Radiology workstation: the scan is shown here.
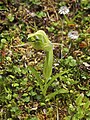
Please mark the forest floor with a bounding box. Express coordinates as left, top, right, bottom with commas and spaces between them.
0, 0, 90, 120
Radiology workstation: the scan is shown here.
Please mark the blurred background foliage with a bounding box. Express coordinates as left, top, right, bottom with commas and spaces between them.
0, 0, 90, 119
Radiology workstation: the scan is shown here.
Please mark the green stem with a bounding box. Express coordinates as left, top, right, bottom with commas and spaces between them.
43, 48, 53, 80
42, 49, 53, 96
64, 15, 70, 23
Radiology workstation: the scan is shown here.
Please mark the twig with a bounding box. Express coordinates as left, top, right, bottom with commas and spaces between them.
57, 106, 59, 120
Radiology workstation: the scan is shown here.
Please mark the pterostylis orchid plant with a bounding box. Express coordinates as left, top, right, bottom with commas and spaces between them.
27, 30, 68, 98
28, 30, 53, 81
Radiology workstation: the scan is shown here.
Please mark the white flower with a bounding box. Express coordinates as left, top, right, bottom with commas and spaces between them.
68, 31, 79, 40
59, 6, 69, 15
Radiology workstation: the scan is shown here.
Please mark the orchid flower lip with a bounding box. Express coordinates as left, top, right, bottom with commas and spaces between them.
59, 6, 69, 15
68, 30, 79, 40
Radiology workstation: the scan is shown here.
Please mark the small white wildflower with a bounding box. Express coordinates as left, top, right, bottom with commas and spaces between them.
68, 31, 79, 40
59, 6, 69, 15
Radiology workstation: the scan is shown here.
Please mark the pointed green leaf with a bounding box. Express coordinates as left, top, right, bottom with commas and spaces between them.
76, 93, 84, 106
83, 101, 90, 110
29, 66, 43, 91
45, 88, 69, 100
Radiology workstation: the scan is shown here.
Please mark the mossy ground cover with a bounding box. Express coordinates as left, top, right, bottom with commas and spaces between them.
0, 0, 90, 120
